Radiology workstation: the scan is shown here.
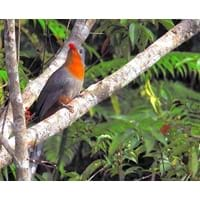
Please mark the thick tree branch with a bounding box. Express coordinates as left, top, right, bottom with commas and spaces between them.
0, 19, 96, 139
4, 20, 30, 180
0, 19, 200, 169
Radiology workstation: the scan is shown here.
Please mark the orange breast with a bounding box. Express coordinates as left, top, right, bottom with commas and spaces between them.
64, 46, 85, 80
67, 60, 85, 80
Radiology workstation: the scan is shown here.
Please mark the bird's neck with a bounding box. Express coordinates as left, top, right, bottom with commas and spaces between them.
65, 59, 85, 80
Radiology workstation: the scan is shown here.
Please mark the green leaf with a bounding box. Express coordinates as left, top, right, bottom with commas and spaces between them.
81, 159, 105, 180
120, 19, 128, 26
110, 95, 121, 115
152, 51, 200, 82
36, 172, 52, 181
160, 159, 171, 176
142, 26, 155, 42
158, 19, 175, 30
144, 79, 162, 114
188, 146, 199, 178
83, 43, 103, 62
0, 70, 8, 82
191, 126, 200, 138
129, 23, 139, 49
124, 150, 138, 163
9, 164, 16, 180
151, 131, 167, 146
143, 133, 155, 154
109, 130, 133, 156
64, 172, 82, 181
48, 20, 68, 40
37, 19, 46, 31
196, 58, 200, 69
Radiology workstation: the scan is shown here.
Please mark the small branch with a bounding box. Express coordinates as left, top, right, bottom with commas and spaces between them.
0, 104, 16, 159
0, 19, 200, 169
4, 19, 30, 180
135, 173, 154, 181
0, 134, 15, 158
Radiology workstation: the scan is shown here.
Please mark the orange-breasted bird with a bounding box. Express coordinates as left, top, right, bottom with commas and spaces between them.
33, 42, 85, 122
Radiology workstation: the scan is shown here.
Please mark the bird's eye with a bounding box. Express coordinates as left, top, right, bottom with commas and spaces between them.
79, 49, 83, 54
79, 47, 85, 63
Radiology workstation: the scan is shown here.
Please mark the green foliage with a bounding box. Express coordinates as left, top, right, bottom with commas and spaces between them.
188, 146, 199, 178
0, 64, 30, 91
86, 51, 200, 87
157, 19, 175, 30
149, 51, 200, 80
38, 19, 70, 40
0, 51, 30, 105
39, 81, 200, 181
43, 125, 81, 172
129, 22, 155, 51
86, 58, 127, 83
94, 19, 174, 59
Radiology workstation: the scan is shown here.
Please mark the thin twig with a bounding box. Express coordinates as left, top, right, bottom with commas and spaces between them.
40, 20, 48, 72
66, 19, 71, 30
17, 19, 20, 63
1, 104, 9, 137
4, 19, 30, 181
88, 167, 105, 181
0, 134, 15, 158
0, 82, 8, 89
136, 173, 154, 181
0, 101, 16, 158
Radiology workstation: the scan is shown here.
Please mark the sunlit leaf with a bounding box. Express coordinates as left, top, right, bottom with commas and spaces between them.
110, 95, 121, 115
142, 133, 155, 154
188, 146, 199, 178
109, 130, 133, 156
64, 172, 82, 181
37, 19, 46, 31
129, 23, 139, 49
48, 20, 68, 40
158, 19, 175, 30
81, 159, 105, 180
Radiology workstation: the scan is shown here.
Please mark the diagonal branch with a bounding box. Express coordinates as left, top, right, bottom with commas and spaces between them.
0, 19, 96, 139
0, 19, 200, 169
4, 19, 30, 180
0, 134, 15, 158
0, 104, 15, 157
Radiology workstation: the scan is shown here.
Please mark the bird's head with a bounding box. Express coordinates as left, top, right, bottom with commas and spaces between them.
65, 42, 85, 80
67, 42, 84, 63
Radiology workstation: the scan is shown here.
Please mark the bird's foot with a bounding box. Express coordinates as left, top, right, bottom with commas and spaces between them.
76, 92, 84, 98
25, 107, 34, 125
61, 104, 74, 113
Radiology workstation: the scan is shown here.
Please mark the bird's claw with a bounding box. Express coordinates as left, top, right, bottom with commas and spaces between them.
76, 92, 84, 98
61, 104, 74, 113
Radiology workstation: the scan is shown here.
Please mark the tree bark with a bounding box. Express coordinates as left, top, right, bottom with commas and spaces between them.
4, 19, 30, 180
0, 19, 200, 169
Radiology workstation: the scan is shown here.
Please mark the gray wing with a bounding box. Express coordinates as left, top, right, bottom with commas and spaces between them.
35, 67, 69, 120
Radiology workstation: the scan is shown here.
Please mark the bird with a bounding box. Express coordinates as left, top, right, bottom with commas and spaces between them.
32, 42, 85, 122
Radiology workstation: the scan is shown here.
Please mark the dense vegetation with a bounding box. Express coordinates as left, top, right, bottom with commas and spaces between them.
0, 19, 200, 180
